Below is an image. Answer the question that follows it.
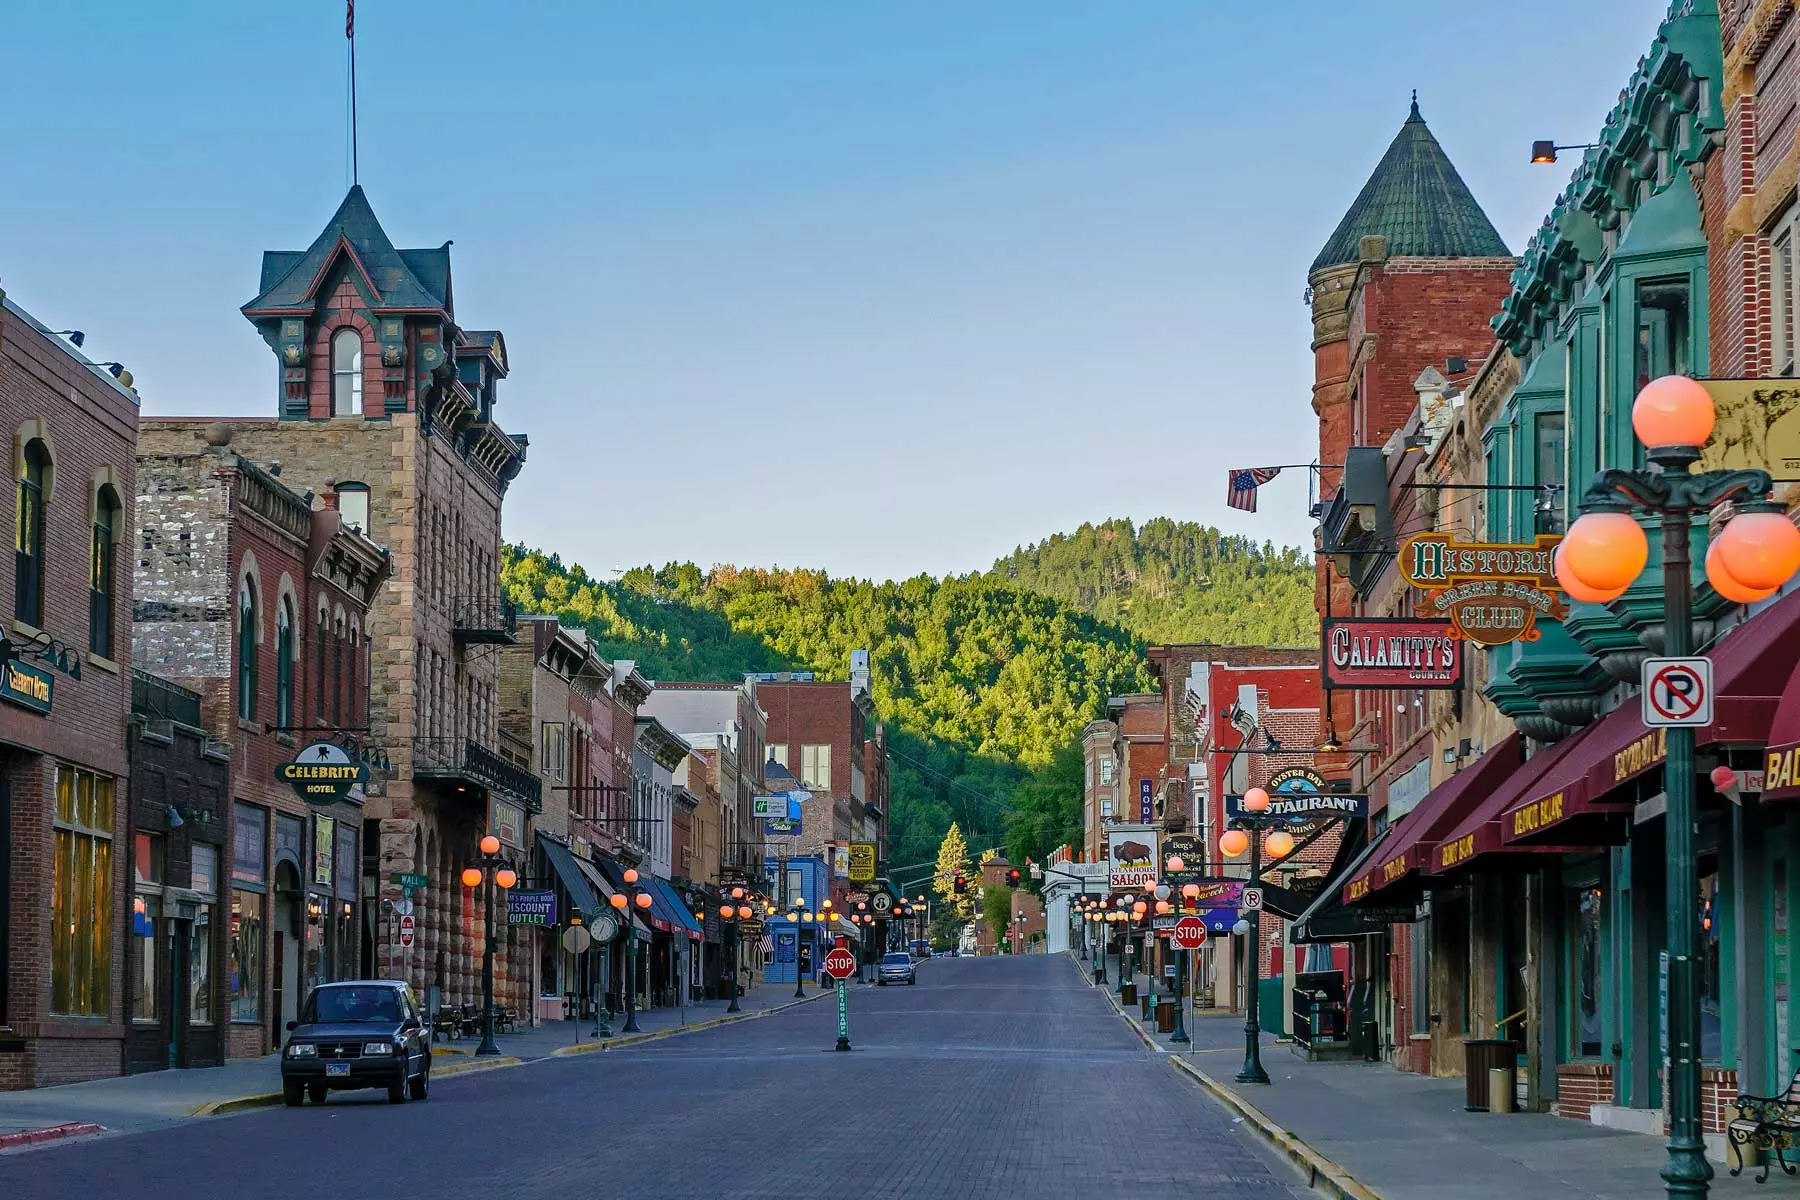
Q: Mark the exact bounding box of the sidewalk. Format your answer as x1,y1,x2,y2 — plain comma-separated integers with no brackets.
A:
0,979,824,1150
1081,955,1790,1200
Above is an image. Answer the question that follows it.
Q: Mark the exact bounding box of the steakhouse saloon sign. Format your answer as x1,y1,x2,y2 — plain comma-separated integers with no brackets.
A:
1398,532,1568,647
1323,618,1461,690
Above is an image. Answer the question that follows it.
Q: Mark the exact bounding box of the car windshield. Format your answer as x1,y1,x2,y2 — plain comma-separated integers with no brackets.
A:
305,986,401,1024
882,953,911,966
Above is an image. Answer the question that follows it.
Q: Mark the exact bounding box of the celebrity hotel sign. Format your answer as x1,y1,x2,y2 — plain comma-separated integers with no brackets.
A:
1323,618,1461,689
1398,532,1567,647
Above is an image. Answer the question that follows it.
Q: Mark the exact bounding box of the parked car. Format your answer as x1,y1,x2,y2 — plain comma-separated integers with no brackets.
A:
281,980,432,1106
878,952,917,985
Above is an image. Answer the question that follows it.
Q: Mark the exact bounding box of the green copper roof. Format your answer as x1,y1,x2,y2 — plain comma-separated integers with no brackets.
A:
1309,97,1510,276
244,186,449,314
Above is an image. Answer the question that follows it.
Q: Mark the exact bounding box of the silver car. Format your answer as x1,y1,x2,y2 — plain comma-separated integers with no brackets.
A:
877,952,916,985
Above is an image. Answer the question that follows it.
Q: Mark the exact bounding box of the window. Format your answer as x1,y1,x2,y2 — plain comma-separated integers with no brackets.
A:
131,833,162,1024
52,765,114,1015
1569,887,1603,1058
237,576,258,722
317,610,330,720
15,438,49,626
332,614,345,727
1099,758,1115,785
1700,870,1722,1064
331,329,362,416
1776,220,1797,377
541,722,567,778
230,803,265,1023
1635,277,1691,393
275,598,294,728
347,627,359,727
1409,921,1429,1034
190,906,213,1025
767,743,788,769
800,744,831,792
90,484,119,656
1533,413,1566,535
336,483,370,535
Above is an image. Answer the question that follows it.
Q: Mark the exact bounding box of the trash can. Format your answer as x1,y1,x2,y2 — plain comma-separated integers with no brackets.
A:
1463,1040,1517,1112
1488,1068,1516,1114
1156,999,1176,1033
1121,982,1137,1006
1093,965,1104,984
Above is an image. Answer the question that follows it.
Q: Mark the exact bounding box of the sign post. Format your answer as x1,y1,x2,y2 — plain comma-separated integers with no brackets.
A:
823,945,857,1052
1170,917,1206,1046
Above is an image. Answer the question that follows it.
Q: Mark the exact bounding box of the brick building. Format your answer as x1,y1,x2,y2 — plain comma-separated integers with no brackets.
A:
132,428,390,1057
143,186,537,1011
0,289,138,1088
971,856,1045,956
639,680,767,876
757,671,887,888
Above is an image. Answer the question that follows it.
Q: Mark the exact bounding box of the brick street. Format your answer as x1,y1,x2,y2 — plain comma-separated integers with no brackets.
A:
0,956,1307,1200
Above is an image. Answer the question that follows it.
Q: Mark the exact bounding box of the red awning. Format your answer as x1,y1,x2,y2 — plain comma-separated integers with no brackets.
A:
1341,734,1523,908
1760,592,1800,801
1426,735,1593,873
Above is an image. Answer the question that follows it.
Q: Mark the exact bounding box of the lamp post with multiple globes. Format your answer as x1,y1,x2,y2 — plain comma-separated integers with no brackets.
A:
460,835,517,1057
716,887,755,1015
608,869,655,1033
1221,786,1296,1085
1552,375,1800,1199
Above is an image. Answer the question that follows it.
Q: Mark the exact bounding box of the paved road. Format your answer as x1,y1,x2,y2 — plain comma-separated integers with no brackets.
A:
0,955,1308,1199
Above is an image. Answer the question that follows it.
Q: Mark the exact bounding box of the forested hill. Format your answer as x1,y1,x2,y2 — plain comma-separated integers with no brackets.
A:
987,518,1315,647
500,548,1154,871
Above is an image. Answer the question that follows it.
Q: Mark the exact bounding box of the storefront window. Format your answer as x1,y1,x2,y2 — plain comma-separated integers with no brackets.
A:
1700,872,1723,1063
1635,277,1691,393
1570,888,1603,1058
132,893,158,1022
190,906,213,1025
52,765,114,1016
230,891,264,1022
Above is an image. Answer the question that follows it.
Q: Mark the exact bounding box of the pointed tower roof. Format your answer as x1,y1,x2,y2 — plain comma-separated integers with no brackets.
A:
243,186,450,315
1309,95,1510,276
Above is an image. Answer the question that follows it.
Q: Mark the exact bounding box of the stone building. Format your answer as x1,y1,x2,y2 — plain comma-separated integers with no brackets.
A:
141,185,536,1009
132,427,390,1057
0,289,138,1088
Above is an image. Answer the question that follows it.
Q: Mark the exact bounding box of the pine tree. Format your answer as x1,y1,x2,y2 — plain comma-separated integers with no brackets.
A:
934,823,976,919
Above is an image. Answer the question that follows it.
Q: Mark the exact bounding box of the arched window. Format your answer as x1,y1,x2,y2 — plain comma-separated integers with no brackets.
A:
336,482,370,535
15,438,49,626
332,613,346,727
331,329,363,416
347,625,360,726
89,484,120,657
237,576,258,721
316,607,330,720
275,597,294,727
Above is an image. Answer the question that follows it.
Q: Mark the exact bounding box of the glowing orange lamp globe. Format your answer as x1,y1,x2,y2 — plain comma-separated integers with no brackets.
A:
479,834,501,856
1560,512,1649,592
720,903,735,918
610,893,627,910
1242,787,1271,813
1715,511,1800,592
1220,829,1250,858
739,906,753,920
1265,830,1296,859
495,868,518,890
1706,539,1778,604
1554,544,1628,605
622,868,639,885
1632,375,1716,449
635,893,653,909
1182,883,1200,899
460,867,482,888
1166,855,1186,873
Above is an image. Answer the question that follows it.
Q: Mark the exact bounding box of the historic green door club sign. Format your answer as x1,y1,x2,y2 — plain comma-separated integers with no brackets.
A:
277,741,369,805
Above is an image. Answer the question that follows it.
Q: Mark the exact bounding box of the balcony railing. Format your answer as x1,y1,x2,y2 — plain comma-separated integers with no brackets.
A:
412,736,542,812
450,595,518,645
132,667,202,727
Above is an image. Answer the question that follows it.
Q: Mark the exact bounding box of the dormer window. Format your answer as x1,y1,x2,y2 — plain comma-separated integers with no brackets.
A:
331,329,363,416
336,482,370,535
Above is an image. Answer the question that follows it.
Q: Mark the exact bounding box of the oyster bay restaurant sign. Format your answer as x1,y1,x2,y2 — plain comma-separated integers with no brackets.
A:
1225,767,1368,825
1398,532,1567,647
277,741,369,806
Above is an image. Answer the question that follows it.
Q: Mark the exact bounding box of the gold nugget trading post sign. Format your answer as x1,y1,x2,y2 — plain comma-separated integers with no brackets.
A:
1399,532,1568,646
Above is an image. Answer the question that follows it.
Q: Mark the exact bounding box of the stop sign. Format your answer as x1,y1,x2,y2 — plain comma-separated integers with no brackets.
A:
822,948,857,981
1171,916,1207,950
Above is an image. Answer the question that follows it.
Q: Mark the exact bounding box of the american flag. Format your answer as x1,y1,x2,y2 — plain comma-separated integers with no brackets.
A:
757,932,774,956
1226,466,1281,512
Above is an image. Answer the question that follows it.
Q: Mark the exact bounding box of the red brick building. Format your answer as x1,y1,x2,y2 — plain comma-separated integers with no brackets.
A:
757,673,886,891
972,856,1045,956
0,288,138,1088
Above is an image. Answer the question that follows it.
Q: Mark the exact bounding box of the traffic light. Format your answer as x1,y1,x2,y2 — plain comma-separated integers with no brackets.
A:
1005,868,1022,887
953,874,966,895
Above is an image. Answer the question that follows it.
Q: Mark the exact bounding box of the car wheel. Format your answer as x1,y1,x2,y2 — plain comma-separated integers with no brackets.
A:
283,1081,304,1107
877,980,886,986
909,977,917,985
409,1066,429,1101
387,1075,408,1105
306,1083,326,1104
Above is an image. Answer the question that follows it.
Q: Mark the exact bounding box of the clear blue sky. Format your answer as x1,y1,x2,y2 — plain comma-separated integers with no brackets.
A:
1,1,1669,582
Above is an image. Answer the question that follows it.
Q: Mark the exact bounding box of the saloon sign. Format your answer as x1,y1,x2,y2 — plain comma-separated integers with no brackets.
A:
1107,829,1158,891
1398,532,1568,647
1323,618,1461,690
276,741,369,805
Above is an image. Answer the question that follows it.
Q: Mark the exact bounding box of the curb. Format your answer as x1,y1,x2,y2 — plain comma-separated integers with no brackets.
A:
549,989,832,1057
191,1055,524,1115
0,1122,105,1151
1096,982,1378,1200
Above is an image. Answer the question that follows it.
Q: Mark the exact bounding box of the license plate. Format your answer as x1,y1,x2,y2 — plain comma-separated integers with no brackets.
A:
325,1062,351,1077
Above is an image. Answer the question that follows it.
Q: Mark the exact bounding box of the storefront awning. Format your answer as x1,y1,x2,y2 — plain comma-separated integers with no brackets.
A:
1295,826,1416,942
1425,735,1592,873
648,877,704,943
538,835,602,923
1754,590,1800,802
1342,734,1523,908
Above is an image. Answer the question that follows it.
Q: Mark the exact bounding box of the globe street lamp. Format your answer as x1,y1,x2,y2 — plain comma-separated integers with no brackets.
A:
789,899,811,998
461,834,517,1057
608,868,655,1033
1222,786,1295,1085
1554,375,1800,1199
1012,911,1027,955
717,887,754,1015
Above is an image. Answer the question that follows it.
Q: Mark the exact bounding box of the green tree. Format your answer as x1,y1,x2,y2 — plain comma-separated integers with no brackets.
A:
982,881,1014,949
1005,741,1084,883
934,823,977,919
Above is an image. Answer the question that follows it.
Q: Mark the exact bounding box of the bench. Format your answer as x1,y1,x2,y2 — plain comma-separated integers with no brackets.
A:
1729,1068,1800,1182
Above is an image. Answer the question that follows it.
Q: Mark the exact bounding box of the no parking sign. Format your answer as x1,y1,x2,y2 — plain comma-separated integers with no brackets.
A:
1641,657,1713,728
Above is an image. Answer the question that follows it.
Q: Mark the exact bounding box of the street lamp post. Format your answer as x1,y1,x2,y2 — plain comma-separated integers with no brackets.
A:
1554,375,1800,1199
608,868,655,1034
790,900,810,999
1221,787,1296,1085
717,887,754,1015
460,835,517,1057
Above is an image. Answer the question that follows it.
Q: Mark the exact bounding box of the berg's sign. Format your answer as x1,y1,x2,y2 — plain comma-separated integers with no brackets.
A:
276,741,369,806
1399,532,1568,647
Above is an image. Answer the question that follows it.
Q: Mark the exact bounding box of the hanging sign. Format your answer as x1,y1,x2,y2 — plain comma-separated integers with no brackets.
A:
1161,834,1205,885
276,741,370,805
848,842,876,882
1322,618,1461,689
0,659,53,715
1226,767,1368,825
507,890,557,926
1107,829,1158,891
1398,531,1567,646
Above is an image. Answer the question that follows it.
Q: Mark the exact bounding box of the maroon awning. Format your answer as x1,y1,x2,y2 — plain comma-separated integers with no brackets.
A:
1426,735,1593,874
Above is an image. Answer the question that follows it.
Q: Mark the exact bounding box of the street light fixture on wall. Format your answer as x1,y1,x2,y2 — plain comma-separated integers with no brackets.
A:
1530,139,1598,164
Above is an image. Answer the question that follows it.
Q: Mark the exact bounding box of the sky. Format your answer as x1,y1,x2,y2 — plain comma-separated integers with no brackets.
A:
1,1,1672,582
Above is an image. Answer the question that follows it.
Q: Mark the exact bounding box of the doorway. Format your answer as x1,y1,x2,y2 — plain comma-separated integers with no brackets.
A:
168,918,190,1068
273,861,303,1045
